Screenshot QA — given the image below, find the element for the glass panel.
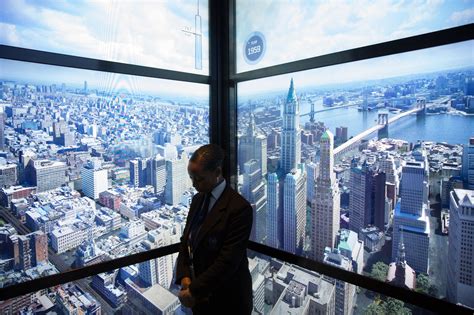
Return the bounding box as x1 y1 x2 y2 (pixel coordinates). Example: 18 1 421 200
0 0 209 74
0 58 208 288
0 251 431 314
236 0 473 72
247 249 432 314
237 41 474 309
0 256 187 314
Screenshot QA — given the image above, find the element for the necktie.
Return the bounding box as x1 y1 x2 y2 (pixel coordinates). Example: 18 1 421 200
189 193 211 248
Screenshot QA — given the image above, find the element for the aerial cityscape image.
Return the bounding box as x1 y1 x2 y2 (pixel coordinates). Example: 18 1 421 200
0 0 473 313
237 40 473 314
1 37 473 314
0 59 209 314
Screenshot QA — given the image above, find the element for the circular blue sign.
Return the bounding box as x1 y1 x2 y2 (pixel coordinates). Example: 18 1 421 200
243 32 266 65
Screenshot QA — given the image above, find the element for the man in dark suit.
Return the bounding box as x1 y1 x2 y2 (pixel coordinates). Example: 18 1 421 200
175 144 253 315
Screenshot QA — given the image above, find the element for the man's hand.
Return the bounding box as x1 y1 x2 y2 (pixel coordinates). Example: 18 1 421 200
181 277 192 290
178 288 196 308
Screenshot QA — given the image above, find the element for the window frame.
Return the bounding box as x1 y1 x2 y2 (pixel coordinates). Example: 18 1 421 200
0 1 473 313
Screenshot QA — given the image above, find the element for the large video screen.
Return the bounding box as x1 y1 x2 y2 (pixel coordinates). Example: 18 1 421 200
237 40 474 312
0 0 209 74
0 58 208 290
236 0 473 72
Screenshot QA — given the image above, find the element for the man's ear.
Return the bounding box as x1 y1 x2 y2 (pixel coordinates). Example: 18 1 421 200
215 166 222 177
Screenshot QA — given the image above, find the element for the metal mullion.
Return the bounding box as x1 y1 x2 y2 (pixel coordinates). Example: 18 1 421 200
0 45 210 85
209 0 237 188
231 23 474 83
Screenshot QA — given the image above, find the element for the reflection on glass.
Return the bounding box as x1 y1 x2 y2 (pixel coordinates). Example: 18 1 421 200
236 0 473 72
0 0 209 74
0 58 208 288
237 41 474 309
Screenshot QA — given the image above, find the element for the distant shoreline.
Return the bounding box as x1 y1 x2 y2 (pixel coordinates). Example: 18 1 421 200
447 110 474 117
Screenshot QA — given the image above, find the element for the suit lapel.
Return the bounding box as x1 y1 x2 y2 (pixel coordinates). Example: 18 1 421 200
184 193 205 240
193 186 231 250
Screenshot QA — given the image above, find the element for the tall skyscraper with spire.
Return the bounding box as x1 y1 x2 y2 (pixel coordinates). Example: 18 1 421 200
266 79 306 254
280 78 301 174
311 130 340 261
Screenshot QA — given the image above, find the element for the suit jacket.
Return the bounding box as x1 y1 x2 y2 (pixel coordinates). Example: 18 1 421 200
175 185 253 314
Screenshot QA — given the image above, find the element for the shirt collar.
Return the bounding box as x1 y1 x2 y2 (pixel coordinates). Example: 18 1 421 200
210 178 226 201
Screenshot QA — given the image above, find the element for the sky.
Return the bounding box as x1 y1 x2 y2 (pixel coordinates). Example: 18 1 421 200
238 40 474 97
236 0 474 72
0 0 209 74
1 0 472 99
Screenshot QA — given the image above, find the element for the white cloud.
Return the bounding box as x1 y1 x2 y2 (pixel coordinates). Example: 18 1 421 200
0 23 20 46
450 8 474 24
235 0 459 72
1 0 209 74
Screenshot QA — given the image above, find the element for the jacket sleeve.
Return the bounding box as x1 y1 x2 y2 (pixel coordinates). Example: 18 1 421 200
175 232 191 285
188 200 253 299
174 197 198 285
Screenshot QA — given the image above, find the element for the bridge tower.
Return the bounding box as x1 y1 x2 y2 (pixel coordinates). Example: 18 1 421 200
309 100 315 123
416 98 426 116
378 111 389 139
362 88 369 111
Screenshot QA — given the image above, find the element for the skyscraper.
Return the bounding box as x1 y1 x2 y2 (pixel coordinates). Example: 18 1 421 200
129 158 148 188
165 156 189 206
0 163 18 188
242 159 267 243
311 130 340 261
306 162 318 204
25 159 67 192
0 105 5 151
266 79 307 254
239 112 268 177
9 231 48 271
392 158 430 274
348 161 373 235
447 189 474 308
266 172 280 248
280 78 301 174
146 155 166 195
283 166 306 254
462 137 474 189
349 162 386 235
372 172 387 231
324 250 356 315
378 153 399 212
81 159 108 200
139 229 175 288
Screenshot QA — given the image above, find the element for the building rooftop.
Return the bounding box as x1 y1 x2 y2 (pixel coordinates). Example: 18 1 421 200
453 189 474 207
140 283 178 311
337 229 358 253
